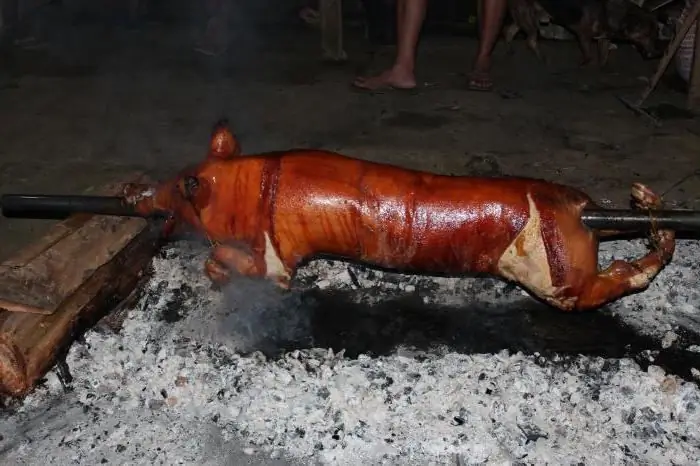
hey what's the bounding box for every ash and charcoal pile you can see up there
[2,239,700,465]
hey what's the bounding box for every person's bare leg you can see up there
[468,0,507,91]
[194,0,228,56]
[353,0,427,90]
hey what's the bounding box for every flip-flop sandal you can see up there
[467,72,494,92]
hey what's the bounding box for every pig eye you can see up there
[182,176,199,200]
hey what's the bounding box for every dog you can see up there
[504,0,664,66]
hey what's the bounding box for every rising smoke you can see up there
[167,241,315,357]
[214,277,314,355]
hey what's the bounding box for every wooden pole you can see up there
[0,176,163,397]
[636,0,700,106]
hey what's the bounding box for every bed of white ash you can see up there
[2,238,700,465]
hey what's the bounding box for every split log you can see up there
[0,175,163,397]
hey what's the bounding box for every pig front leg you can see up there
[204,244,260,286]
[204,238,293,289]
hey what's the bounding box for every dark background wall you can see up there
[0,0,482,42]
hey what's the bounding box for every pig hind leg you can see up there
[574,183,676,310]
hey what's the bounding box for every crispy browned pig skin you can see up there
[126,122,675,312]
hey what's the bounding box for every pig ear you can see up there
[207,119,240,159]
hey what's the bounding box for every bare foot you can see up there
[352,66,417,91]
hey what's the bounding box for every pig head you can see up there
[125,120,241,238]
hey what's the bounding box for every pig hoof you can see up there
[122,182,152,201]
[631,182,662,210]
[204,257,232,286]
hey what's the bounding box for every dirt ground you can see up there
[1,12,700,262]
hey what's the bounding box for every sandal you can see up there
[467,71,494,92]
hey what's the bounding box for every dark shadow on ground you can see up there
[250,288,700,383]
